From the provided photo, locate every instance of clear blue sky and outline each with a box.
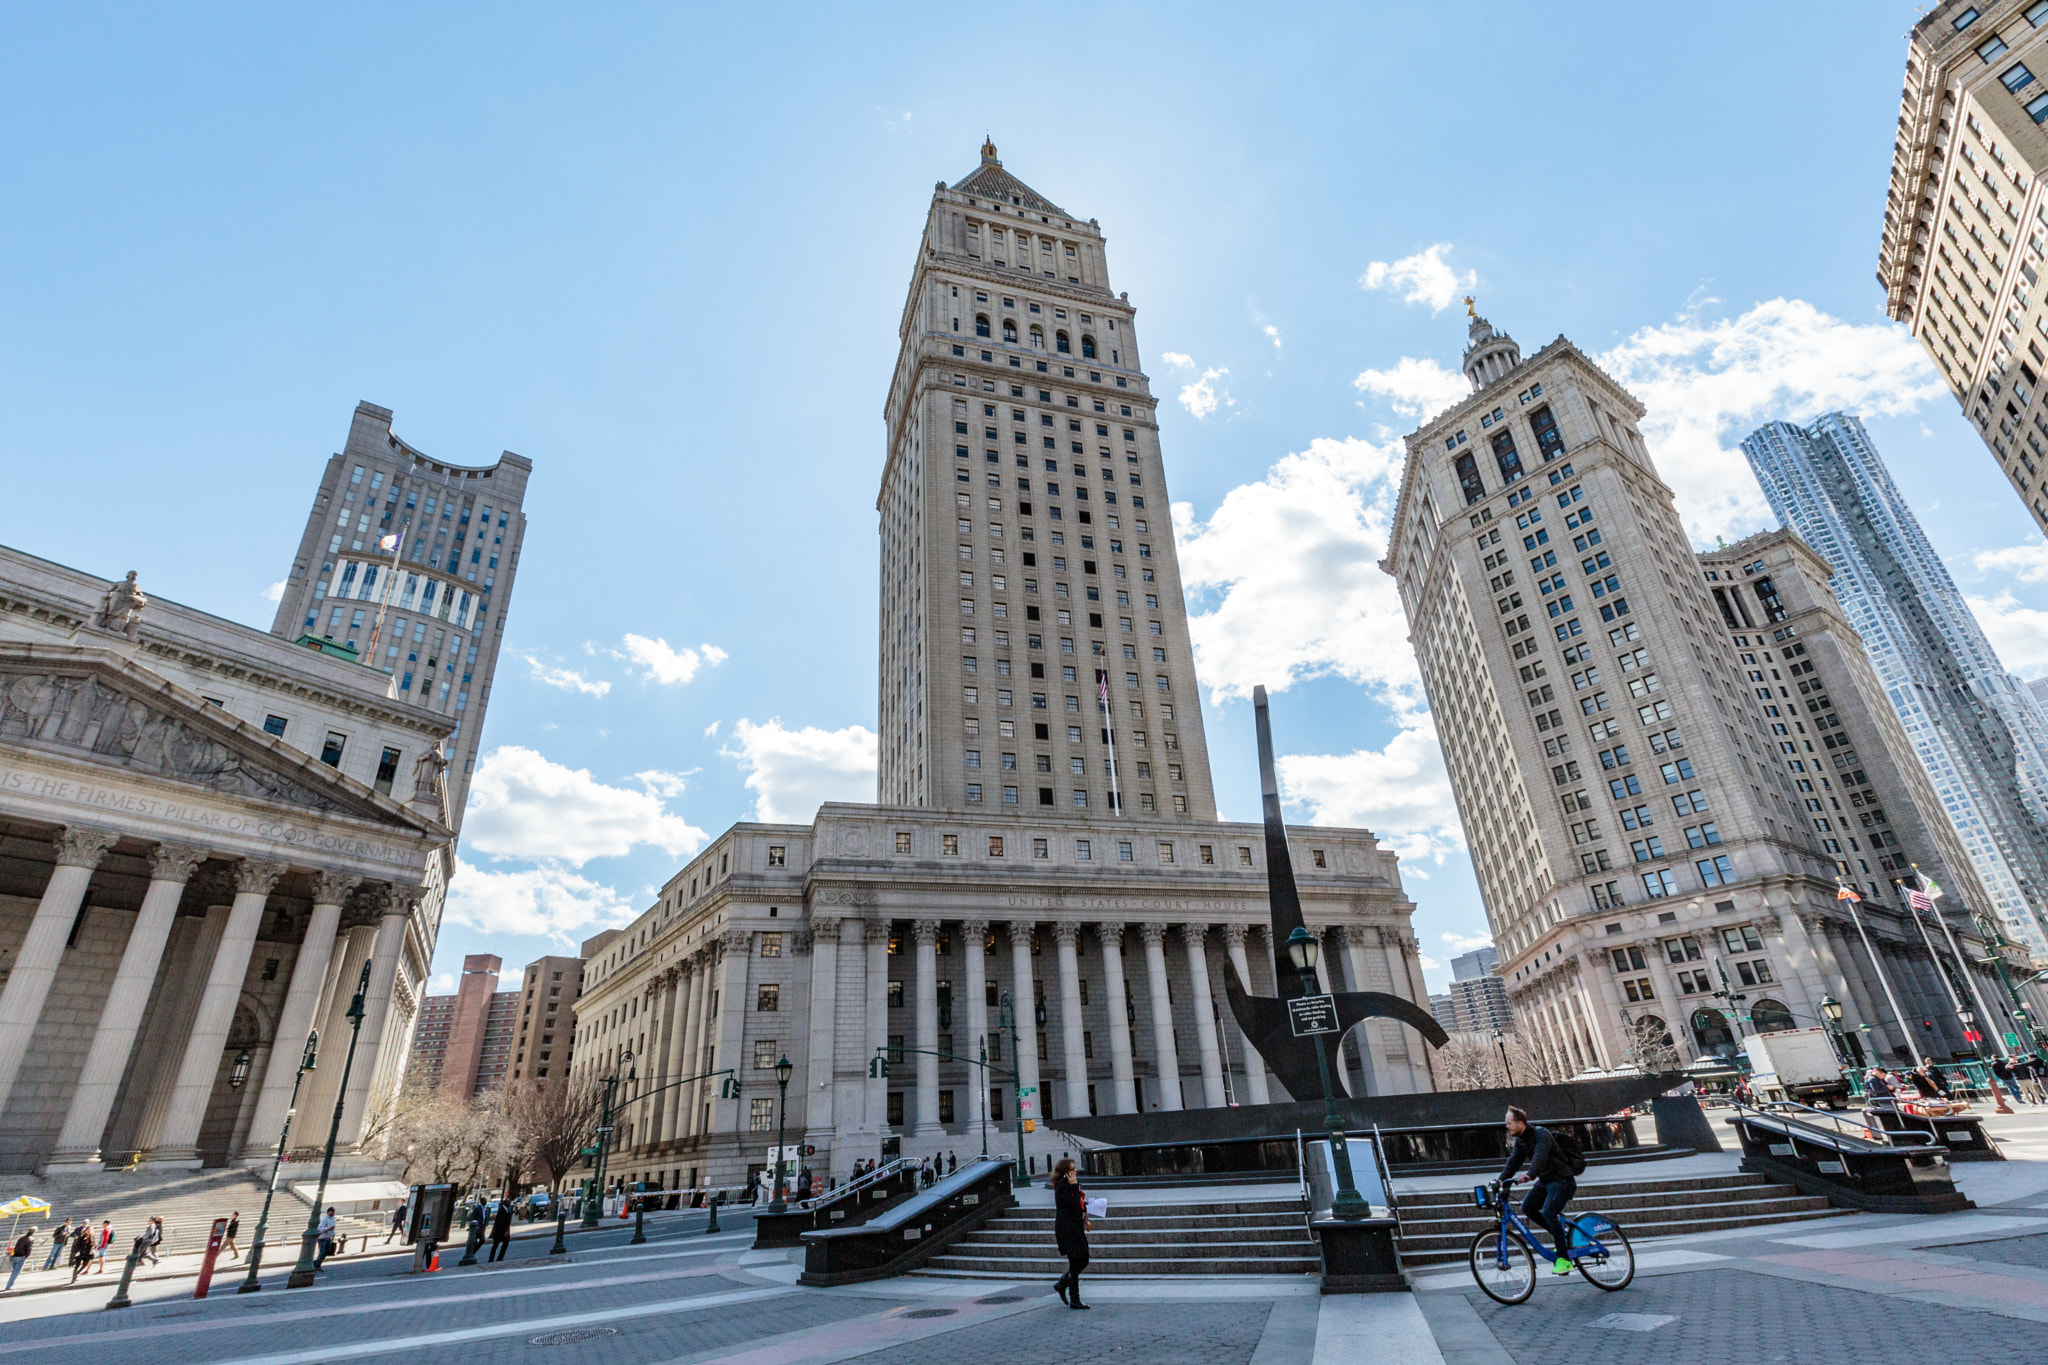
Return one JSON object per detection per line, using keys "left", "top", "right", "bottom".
{"left": 7, "top": 3, "right": 2044, "bottom": 994}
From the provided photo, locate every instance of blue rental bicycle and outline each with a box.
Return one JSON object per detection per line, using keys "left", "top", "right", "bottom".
{"left": 1468, "top": 1178, "right": 1634, "bottom": 1304}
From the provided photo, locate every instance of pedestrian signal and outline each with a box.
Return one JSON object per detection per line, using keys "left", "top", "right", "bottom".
{"left": 1023, "top": 1119, "right": 1036, "bottom": 1133}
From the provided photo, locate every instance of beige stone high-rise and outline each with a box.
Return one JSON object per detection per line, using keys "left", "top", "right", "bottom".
{"left": 1382, "top": 315, "right": 2038, "bottom": 1072}
{"left": 877, "top": 141, "right": 1216, "bottom": 820}
{"left": 1881, "top": 0, "right": 2048, "bottom": 533}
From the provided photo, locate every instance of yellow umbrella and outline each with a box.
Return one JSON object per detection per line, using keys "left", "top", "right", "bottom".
{"left": 0, "top": 1196, "right": 50, "bottom": 1244}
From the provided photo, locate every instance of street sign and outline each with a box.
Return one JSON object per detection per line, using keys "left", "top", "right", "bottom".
{"left": 1289, "top": 994, "right": 1339, "bottom": 1037}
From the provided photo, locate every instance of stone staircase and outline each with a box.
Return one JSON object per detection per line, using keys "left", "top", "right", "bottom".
{"left": 919, "top": 1197, "right": 1319, "bottom": 1278}
{"left": 6, "top": 1167, "right": 272, "bottom": 1259}
{"left": 1392, "top": 1169, "right": 1849, "bottom": 1267}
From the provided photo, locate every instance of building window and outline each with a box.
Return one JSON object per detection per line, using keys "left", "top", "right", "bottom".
{"left": 319, "top": 732, "right": 347, "bottom": 767}
{"left": 989, "top": 835, "right": 1006, "bottom": 857}
{"left": 1311, "top": 849, "right": 1327, "bottom": 868}
{"left": 373, "top": 746, "right": 400, "bottom": 796}
{"left": 753, "top": 1039, "right": 779, "bottom": 1069}
{"left": 263, "top": 714, "right": 288, "bottom": 738}
{"left": 1697, "top": 855, "right": 1735, "bottom": 887}
{"left": 759, "top": 932, "right": 783, "bottom": 957}
{"left": 1076, "top": 839, "right": 1092, "bottom": 860}
{"left": 1118, "top": 840, "right": 1134, "bottom": 861}
{"left": 756, "top": 984, "right": 780, "bottom": 1012}
{"left": 1157, "top": 841, "right": 1174, "bottom": 863}
{"left": 768, "top": 845, "right": 786, "bottom": 866}
{"left": 1238, "top": 846, "right": 1253, "bottom": 867}
{"left": 750, "top": 1098, "right": 775, "bottom": 1132}
{"left": 896, "top": 832, "right": 912, "bottom": 853}
{"left": 943, "top": 834, "right": 960, "bottom": 855}
{"left": 886, "top": 1091, "right": 904, "bottom": 1127}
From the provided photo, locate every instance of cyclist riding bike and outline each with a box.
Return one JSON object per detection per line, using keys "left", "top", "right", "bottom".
{"left": 1497, "top": 1105, "right": 1582, "bottom": 1276}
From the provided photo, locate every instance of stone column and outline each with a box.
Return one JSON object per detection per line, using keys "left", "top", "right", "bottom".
{"left": 912, "top": 919, "right": 943, "bottom": 1136}
{"left": 658, "top": 966, "right": 690, "bottom": 1143}
{"left": 1827, "top": 919, "right": 1897, "bottom": 1059}
{"left": 1098, "top": 923, "right": 1138, "bottom": 1113}
{"left": 153, "top": 858, "right": 287, "bottom": 1166}
{"left": 1336, "top": 925, "right": 1379, "bottom": 1099}
{"left": 236, "top": 869, "right": 356, "bottom": 1166}
{"left": 1139, "top": 923, "right": 1181, "bottom": 1111}
{"left": 1181, "top": 925, "right": 1227, "bottom": 1108}
{"left": 647, "top": 972, "right": 677, "bottom": 1143}
{"left": 803, "top": 920, "right": 840, "bottom": 1150}
{"left": 1006, "top": 922, "right": 1042, "bottom": 1124}
{"left": 1381, "top": 929, "right": 1433, "bottom": 1091}
{"left": 0, "top": 826, "right": 119, "bottom": 1116}
{"left": 961, "top": 920, "right": 990, "bottom": 1134}
{"left": 865, "top": 921, "right": 891, "bottom": 1141}
{"left": 1052, "top": 921, "right": 1090, "bottom": 1118}
{"left": 706, "top": 932, "right": 751, "bottom": 1136}
{"left": 1221, "top": 924, "right": 1272, "bottom": 1106}
{"left": 297, "top": 921, "right": 375, "bottom": 1147}
{"left": 676, "top": 953, "right": 708, "bottom": 1137}
{"left": 337, "top": 887, "right": 418, "bottom": 1149}
{"left": 43, "top": 843, "right": 209, "bottom": 1171}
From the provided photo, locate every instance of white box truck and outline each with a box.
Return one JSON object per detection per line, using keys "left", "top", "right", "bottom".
{"left": 1744, "top": 1027, "right": 1851, "bottom": 1109}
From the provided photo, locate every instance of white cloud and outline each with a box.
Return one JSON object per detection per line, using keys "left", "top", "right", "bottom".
{"left": 1970, "top": 592, "right": 2048, "bottom": 676}
{"left": 1441, "top": 932, "right": 1494, "bottom": 954}
{"left": 633, "top": 768, "right": 692, "bottom": 798}
{"left": 1178, "top": 367, "right": 1232, "bottom": 420}
{"left": 1264, "top": 324, "right": 1282, "bottom": 350}
{"left": 1595, "top": 298, "right": 1947, "bottom": 544}
{"left": 463, "top": 745, "right": 708, "bottom": 866}
{"left": 442, "top": 856, "right": 633, "bottom": 945}
{"left": 613, "top": 635, "right": 728, "bottom": 686}
{"left": 1359, "top": 243, "right": 1474, "bottom": 314}
{"left": 1276, "top": 716, "right": 1464, "bottom": 868}
{"left": 519, "top": 653, "right": 611, "bottom": 697}
{"left": 1974, "top": 542, "right": 2048, "bottom": 584}
{"left": 1353, "top": 357, "right": 1470, "bottom": 423}
{"left": 1176, "top": 435, "right": 1413, "bottom": 702}
{"left": 703, "top": 719, "right": 721, "bottom": 737}
{"left": 427, "top": 972, "right": 455, "bottom": 995}
{"left": 1161, "top": 351, "right": 1195, "bottom": 369}
{"left": 1420, "top": 955, "right": 1444, "bottom": 973}
{"left": 262, "top": 581, "right": 286, "bottom": 604}
{"left": 724, "top": 719, "right": 877, "bottom": 824}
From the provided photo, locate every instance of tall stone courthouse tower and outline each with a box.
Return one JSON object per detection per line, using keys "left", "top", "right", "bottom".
{"left": 877, "top": 141, "right": 1217, "bottom": 820}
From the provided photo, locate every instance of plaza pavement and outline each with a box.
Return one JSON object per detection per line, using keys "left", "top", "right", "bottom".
{"left": 3, "top": 1111, "right": 2048, "bottom": 1363}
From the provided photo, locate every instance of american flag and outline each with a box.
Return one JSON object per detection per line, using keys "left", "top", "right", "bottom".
{"left": 1907, "top": 886, "right": 1935, "bottom": 912}
{"left": 1835, "top": 883, "right": 1861, "bottom": 903}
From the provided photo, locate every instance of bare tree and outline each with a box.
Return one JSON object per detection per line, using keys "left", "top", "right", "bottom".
{"left": 1433, "top": 1030, "right": 1569, "bottom": 1091}
{"left": 500, "top": 1074, "right": 603, "bottom": 1196}
{"left": 1617, "top": 1014, "right": 1683, "bottom": 1073}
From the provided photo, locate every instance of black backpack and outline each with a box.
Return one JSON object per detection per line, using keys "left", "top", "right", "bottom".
{"left": 1550, "top": 1127, "right": 1588, "bottom": 1176}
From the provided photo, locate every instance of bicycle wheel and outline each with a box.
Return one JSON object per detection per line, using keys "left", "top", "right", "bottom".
{"left": 1468, "top": 1225, "right": 1537, "bottom": 1305}
{"left": 1570, "top": 1213, "right": 1635, "bottom": 1291}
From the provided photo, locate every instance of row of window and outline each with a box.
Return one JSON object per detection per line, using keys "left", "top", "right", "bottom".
{"left": 948, "top": 350, "right": 1130, "bottom": 389}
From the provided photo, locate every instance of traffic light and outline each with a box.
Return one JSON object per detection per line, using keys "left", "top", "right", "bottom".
{"left": 718, "top": 1076, "right": 741, "bottom": 1099}
{"left": 868, "top": 1056, "right": 890, "bottom": 1079}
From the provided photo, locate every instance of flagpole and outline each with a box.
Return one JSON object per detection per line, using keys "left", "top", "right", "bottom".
{"left": 1896, "top": 877, "right": 1969, "bottom": 1049}
{"left": 1099, "top": 670, "right": 1121, "bottom": 816}
{"left": 1913, "top": 865, "right": 2011, "bottom": 1062}
{"left": 362, "top": 522, "right": 408, "bottom": 665}
{"left": 1840, "top": 882, "right": 1924, "bottom": 1069}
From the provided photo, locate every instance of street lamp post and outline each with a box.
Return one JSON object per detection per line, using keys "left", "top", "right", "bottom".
{"left": 977, "top": 1037, "right": 991, "bottom": 1162}
{"left": 1286, "top": 928, "right": 1370, "bottom": 1222}
{"left": 1819, "top": 995, "right": 1846, "bottom": 1065}
{"left": 997, "top": 993, "right": 1030, "bottom": 1186}
{"left": 584, "top": 1050, "right": 634, "bottom": 1229}
{"left": 287, "top": 963, "right": 370, "bottom": 1289}
{"left": 1492, "top": 1027, "right": 1516, "bottom": 1087}
{"left": 769, "top": 1055, "right": 793, "bottom": 1214}
{"left": 238, "top": 1030, "right": 317, "bottom": 1293}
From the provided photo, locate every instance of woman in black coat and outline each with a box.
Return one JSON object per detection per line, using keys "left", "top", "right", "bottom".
{"left": 1050, "top": 1157, "right": 1091, "bottom": 1310}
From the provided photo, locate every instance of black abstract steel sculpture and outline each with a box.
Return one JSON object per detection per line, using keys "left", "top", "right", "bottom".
{"left": 1224, "top": 685, "right": 1449, "bottom": 1102}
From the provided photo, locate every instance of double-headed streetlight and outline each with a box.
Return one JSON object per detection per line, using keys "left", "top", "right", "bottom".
{"left": 769, "top": 1055, "right": 794, "bottom": 1213}
{"left": 239, "top": 1030, "right": 317, "bottom": 1293}
{"left": 288, "top": 963, "right": 370, "bottom": 1289}
{"left": 996, "top": 992, "right": 1030, "bottom": 1186}
{"left": 1285, "top": 927, "right": 1370, "bottom": 1222}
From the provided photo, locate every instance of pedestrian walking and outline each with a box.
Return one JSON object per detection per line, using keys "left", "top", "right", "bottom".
{"left": 222, "top": 1212, "right": 241, "bottom": 1261}
{"left": 488, "top": 1199, "right": 513, "bottom": 1262}
{"left": 92, "top": 1220, "right": 112, "bottom": 1273}
{"left": 1049, "top": 1157, "right": 1091, "bottom": 1310}
{"left": 68, "top": 1225, "right": 94, "bottom": 1284}
{"left": 2023, "top": 1055, "right": 2048, "bottom": 1105}
{"left": 141, "top": 1217, "right": 163, "bottom": 1266}
{"left": 7, "top": 1229, "right": 33, "bottom": 1292}
{"left": 386, "top": 1202, "right": 408, "bottom": 1244}
{"left": 1993, "top": 1056, "right": 2025, "bottom": 1105}
{"left": 947, "top": 1151, "right": 957, "bottom": 1175}
{"left": 41, "top": 1219, "right": 69, "bottom": 1271}
{"left": 314, "top": 1208, "right": 337, "bottom": 1268}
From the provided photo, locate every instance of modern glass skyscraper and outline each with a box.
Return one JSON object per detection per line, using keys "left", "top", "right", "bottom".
{"left": 1743, "top": 412, "right": 2048, "bottom": 952}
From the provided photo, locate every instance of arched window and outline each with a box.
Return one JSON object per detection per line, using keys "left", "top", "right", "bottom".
{"left": 1690, "top": 1006, "right": 1737, "bottom": 1058}
{"left": 975, "top": 315, "right": 991, "bottom": 338}
{"left": 1081, "top": 334, "right": 1097, "bottom": 359}
{"left": 1030, "top": 326, "right": 1045, "bottom": 350}
{"left": 1056, "top": 331, "right": 1071, "bottom": 354}
{"left": 1003, "top": 319, "right": 1018, "bottom": 343}
{"left": 1749, "top": 999, "right": 1796, "bottom": 1034}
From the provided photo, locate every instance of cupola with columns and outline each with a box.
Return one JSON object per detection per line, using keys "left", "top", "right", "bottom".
{"left": 1461, "top": 297, "right": 1522, "bottom": 391}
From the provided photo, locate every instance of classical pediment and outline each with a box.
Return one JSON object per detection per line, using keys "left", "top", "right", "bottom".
{"left": 0, "top": 644, "right": 443, "bottom": 835}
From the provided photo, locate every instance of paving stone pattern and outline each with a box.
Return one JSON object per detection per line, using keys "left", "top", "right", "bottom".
{"left": 854, "top": 1301, "right": 1274, "bottom": 1365}
{"left": 1468, "top": 1269, "right": 2048, "bottom": 1364}
{"left": 1932, "top": 1231, "right": 2048, "bottom": 1272}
